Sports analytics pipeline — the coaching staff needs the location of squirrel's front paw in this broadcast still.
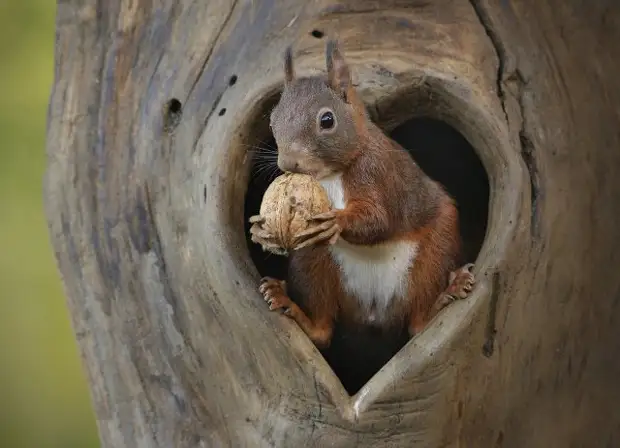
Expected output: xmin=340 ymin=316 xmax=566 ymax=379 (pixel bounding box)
xmin=249 ymin=215 xmax=286 ymax=254
xmin=292 ymin=210 xmax=342 ymax=250
xmin=259 ymin=277 xmax=292 ymax=312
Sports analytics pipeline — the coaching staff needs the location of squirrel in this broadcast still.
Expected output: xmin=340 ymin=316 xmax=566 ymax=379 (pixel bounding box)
xmin=249 ymin=40 xmax=475 ymax=349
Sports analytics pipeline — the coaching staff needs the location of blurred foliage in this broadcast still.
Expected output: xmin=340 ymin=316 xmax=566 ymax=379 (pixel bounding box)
xmin=0 ymin=1 xmax=100 ymax=446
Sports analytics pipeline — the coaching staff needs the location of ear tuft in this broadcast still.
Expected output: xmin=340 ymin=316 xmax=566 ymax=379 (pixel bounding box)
xmin=326 ymin=39 xmax=351 ymax=102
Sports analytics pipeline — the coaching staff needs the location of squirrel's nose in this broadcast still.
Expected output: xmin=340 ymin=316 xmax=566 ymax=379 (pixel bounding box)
xmin=277 ymin=151 xmax=301 ymax=173
xmin=277 ymin=157 xmax=300 ymax=173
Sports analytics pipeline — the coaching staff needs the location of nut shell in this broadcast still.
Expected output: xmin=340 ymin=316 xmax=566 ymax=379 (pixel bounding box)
xmin=258 ymin=172 xmax=331 ymax=255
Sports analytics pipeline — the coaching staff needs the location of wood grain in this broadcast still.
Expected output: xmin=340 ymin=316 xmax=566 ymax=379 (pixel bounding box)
xmin=44 ymin=0 xmax=620 ymax=446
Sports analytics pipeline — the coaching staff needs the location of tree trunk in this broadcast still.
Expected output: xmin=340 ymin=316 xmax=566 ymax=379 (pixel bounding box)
xmin=45 ymin=0 xmax=620 ymax=446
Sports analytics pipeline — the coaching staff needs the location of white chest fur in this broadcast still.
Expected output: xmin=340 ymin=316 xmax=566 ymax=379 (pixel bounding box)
xmin=319 ymin=174 xmax=346 ymax=210
xmin=319 ymin=175 xmax=419 ymax=323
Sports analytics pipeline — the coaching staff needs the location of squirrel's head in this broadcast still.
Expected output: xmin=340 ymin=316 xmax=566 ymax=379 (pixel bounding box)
xmin=269 ymin=40 xmax=367 ymax=179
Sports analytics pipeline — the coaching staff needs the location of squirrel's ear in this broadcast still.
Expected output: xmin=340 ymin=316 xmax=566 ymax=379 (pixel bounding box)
xmin=326 ymin=39 xmax=352 ymax=102
xmin=284 ymin=46 xmax=295 ymax=84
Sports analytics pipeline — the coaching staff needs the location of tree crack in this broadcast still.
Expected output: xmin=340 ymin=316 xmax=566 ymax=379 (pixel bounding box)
xmin=469 ymin=0 xmax=540 ymax=240
xmin=185 ymin=0 xmax=239 ymax=103
xmin=482 ymin=271 xmax=501 ymax=357
xmin=468 ymin=0 xmax=509 ymax=123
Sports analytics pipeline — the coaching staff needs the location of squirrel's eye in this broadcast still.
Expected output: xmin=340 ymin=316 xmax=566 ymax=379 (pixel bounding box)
xmin=319 ymin=111 xmax=335 ymax=130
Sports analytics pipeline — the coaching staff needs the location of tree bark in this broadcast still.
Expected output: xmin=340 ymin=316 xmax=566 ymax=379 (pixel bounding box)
xmin=45 ymin=0 xmax=620 ymax=446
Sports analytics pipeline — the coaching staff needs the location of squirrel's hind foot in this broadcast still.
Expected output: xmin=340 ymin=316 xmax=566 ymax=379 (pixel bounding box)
xmin=433 ymin=263 xmax=476 ymax=312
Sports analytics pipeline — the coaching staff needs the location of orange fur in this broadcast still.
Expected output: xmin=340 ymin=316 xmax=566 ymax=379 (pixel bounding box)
xmin=406 ymin=200 xmax=462 ymax=335
xmin=252 ymin=246 xmax=341 ymax=348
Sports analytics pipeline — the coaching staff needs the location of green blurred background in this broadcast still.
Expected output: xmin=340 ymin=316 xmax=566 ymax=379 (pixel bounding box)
xmin=0 ymin=1 xmax=99 ymax=446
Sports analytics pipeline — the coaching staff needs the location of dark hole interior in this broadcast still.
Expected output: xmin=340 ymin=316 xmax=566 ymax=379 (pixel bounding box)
xmin=311 ymin=29 xmax=325 ymax=39
xmin=243 ymin=117 xmax=489 ymax=395
xmin=164 ymin=98 xmax=183 ymax=132
xmin=167 ymin=98 xmax=182 ymax=113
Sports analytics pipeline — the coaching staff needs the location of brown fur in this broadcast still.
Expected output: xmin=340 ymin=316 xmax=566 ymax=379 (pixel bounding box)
xmin=256 ymin=40 xmax=474 ymax=348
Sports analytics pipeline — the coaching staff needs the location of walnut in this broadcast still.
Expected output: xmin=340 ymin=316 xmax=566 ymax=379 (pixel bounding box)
xmin=257 ymin=172 xmax=331 ymax=255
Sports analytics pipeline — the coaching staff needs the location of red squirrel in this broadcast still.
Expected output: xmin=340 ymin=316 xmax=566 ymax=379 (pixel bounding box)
xmin=250 ymin=40 xmax=475 ymax=349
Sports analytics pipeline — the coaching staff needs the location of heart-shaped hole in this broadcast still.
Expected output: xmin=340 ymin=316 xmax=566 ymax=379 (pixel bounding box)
xmin=242 ymin=90 xmax=489 ymax=395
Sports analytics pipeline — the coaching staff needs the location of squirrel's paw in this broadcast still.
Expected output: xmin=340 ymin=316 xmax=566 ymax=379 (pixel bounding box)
xmin=292 ymin=210 xmax=341 ymax=250
xmin=447 ymin=263 xmax=475 ymax=299
xmin=259 ymin=277 xmax=292 ymax=312
xmin=249 ymin=215 xmax=285 ymax=254
xmin=434 ymin=263 xmax=476 ymax=311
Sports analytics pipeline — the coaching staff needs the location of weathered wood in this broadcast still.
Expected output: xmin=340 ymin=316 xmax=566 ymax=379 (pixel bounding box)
xmin=44 ymin=0 xmax=620 ymax=446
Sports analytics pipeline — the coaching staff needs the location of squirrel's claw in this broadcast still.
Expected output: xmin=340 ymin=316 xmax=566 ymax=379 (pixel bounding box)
xmin=308 ymin=210 xmax=337 ymax=222
xmin=293 ymin=220 xmax=341 ymax=250
xmin=249 ymin=214 xmax=265 ymax=224
xmin=249 ymin=215 xmax=276 ymax=244
xmin=294 ymin=219 xmax=335 ymax=239
xmin=250 ymin=222 xmax=287 ymax=254
xmin=259 ymin=277 xmax=287 ymax=294
xmin=249 ymin=224 xmax=272 ymax=240
xmin=292 ymin=210 xmax=342 ymax=249
xmin=252 ymin=235 xmax=287 ymax=255
xmin=249 ymin=214 xmax=272 ymax=241
xmin=259 ymin=277 xmax=292 ymax=312
xmin=251 ymin=235 xmax=281 ymax=250
xmin=436 ymin=263 xmax=476 ymax=310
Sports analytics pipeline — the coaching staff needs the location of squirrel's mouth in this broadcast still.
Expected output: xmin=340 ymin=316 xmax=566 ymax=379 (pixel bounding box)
xmin=277 ymin=164 xmax=308 ymax=176
xmin=277 ymin=157 xmax=333 ymax=180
